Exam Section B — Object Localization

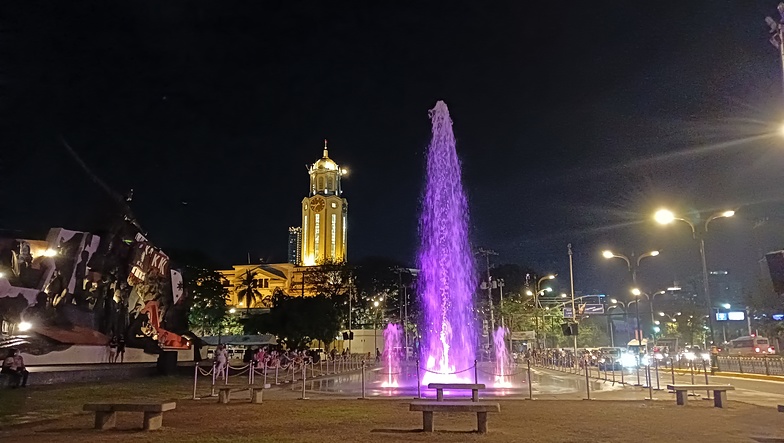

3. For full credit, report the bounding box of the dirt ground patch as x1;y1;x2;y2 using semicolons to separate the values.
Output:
1;377;782;442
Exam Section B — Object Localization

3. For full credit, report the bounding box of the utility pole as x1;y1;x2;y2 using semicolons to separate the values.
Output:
477;248;498;351
568;244;577;360
766;4;784;94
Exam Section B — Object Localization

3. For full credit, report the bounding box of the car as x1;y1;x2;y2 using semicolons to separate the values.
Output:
597;347;623;370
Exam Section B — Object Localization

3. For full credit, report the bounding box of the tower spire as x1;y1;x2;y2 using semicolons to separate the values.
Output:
323;139;329;158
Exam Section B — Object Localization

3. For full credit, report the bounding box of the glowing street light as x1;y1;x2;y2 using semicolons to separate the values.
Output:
722;303;731;309
18;321;32;332
654;207;735;346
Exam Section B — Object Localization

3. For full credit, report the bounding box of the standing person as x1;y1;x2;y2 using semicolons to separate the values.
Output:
2;349;29;388
375;348;381;363
108;336;118;363
117;335;126;363
215;344;228;379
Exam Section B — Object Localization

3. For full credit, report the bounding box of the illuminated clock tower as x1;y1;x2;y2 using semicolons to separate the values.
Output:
300;141;348;266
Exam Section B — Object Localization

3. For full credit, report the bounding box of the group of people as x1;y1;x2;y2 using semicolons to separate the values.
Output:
212;345;364;380
107;335;126;363
2;348;29;388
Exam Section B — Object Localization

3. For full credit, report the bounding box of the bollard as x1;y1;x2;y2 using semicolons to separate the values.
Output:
249;362;254;385
264;364;268;386
275;365;280;385
646;365;653;400
225;365;229;385
527;359;533;400
360;360;366;399
635;356;641;386
416;359;421;399
211;362;217;396
301;365;308;400
620;363;624;385
193;362;199;400
611;359;616;385
702;359;711;400
474;360;478;384
654;357;661;390
584;358;591;400
320;359;324;375
311;362;315;378
603;362;608;382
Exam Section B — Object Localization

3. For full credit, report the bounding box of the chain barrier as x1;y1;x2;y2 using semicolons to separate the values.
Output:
421;365;476;375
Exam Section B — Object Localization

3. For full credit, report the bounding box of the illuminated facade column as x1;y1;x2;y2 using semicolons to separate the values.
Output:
300;141;348;265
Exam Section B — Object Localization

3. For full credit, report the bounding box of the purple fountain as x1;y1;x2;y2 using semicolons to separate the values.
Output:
418;101;476;383
493;327;512;387
382;323;403;387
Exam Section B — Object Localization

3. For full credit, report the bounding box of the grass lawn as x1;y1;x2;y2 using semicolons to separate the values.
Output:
1;376;782;442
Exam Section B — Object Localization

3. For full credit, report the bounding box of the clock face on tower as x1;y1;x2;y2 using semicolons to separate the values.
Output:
311;197;325;212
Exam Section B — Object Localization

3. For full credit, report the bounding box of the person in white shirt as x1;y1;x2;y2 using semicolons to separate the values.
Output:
2;349;29;388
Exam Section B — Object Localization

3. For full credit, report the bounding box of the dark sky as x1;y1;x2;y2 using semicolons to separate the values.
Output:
4;1;784;300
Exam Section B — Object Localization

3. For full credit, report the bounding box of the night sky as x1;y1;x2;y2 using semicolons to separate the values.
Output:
5;2;784;299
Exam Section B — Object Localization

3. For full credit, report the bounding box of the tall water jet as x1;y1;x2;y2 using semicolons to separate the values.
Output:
418;101;476;383
493;327;512;387
381;323;403;388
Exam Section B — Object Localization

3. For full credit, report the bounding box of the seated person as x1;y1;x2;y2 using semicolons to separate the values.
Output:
2;348;29;388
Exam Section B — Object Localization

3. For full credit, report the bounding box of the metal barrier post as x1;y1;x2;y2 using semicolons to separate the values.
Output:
301;365;308;400
584;358;591;400
193;362;199;400
654;357;661;390
275;365;279;385
361;360;366;399
311;361;315;378
320;359;323;375
603;363;608;382
527;359;533;400
416;359;421;399
474;360;478;384
611;359;616;385
211;362;217;396
702;359;711;400
249;362;254;385
646;365;653;400
264;363;268;386
635;356;641;386
224;365;229;385
765;355;770;376
670;358;675;389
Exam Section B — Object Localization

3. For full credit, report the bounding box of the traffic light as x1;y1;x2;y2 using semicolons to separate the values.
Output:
342;331;355;340
561;323;579;336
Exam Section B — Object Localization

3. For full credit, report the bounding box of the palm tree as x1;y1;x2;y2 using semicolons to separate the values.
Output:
236;269;262;314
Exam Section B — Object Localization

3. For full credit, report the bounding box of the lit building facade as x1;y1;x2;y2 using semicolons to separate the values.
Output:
287;227;302;265
300;142;348;266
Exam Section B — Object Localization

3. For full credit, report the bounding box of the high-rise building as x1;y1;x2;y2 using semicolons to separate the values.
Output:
287;227;302;265
300;140;348;265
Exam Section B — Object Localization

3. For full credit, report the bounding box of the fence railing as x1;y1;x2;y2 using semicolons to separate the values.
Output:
716;355;784;376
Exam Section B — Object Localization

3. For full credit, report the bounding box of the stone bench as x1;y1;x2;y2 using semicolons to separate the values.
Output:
83;401;176;431
410;401;500;433
667;384;735;408
778;405;784;413
427;383;486;402
217;385;265;404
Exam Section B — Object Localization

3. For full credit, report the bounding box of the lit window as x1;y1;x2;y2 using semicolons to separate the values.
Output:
303;215;308;255
331;214;337;258
315;214;321;260
331;202;337;208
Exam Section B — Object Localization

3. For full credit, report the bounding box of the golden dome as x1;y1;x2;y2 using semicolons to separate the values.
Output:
313;140;338;171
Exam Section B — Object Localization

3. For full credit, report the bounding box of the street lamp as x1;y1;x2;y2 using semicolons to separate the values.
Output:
601;249;660;286
654;207;735;345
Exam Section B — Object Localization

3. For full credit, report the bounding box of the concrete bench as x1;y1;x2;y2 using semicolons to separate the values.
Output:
218;386;265;404
427;383;486;402
410;401;500;433
778;405;784;413
83;401;176;431
667;384;735;408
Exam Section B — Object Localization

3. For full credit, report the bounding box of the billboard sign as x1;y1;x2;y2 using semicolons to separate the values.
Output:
727;311;745;321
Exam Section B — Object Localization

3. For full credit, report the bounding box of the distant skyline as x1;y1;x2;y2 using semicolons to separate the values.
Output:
5;2;784;300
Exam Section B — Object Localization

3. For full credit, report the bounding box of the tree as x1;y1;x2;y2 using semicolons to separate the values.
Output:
236;269;262;314
186;267;229;336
